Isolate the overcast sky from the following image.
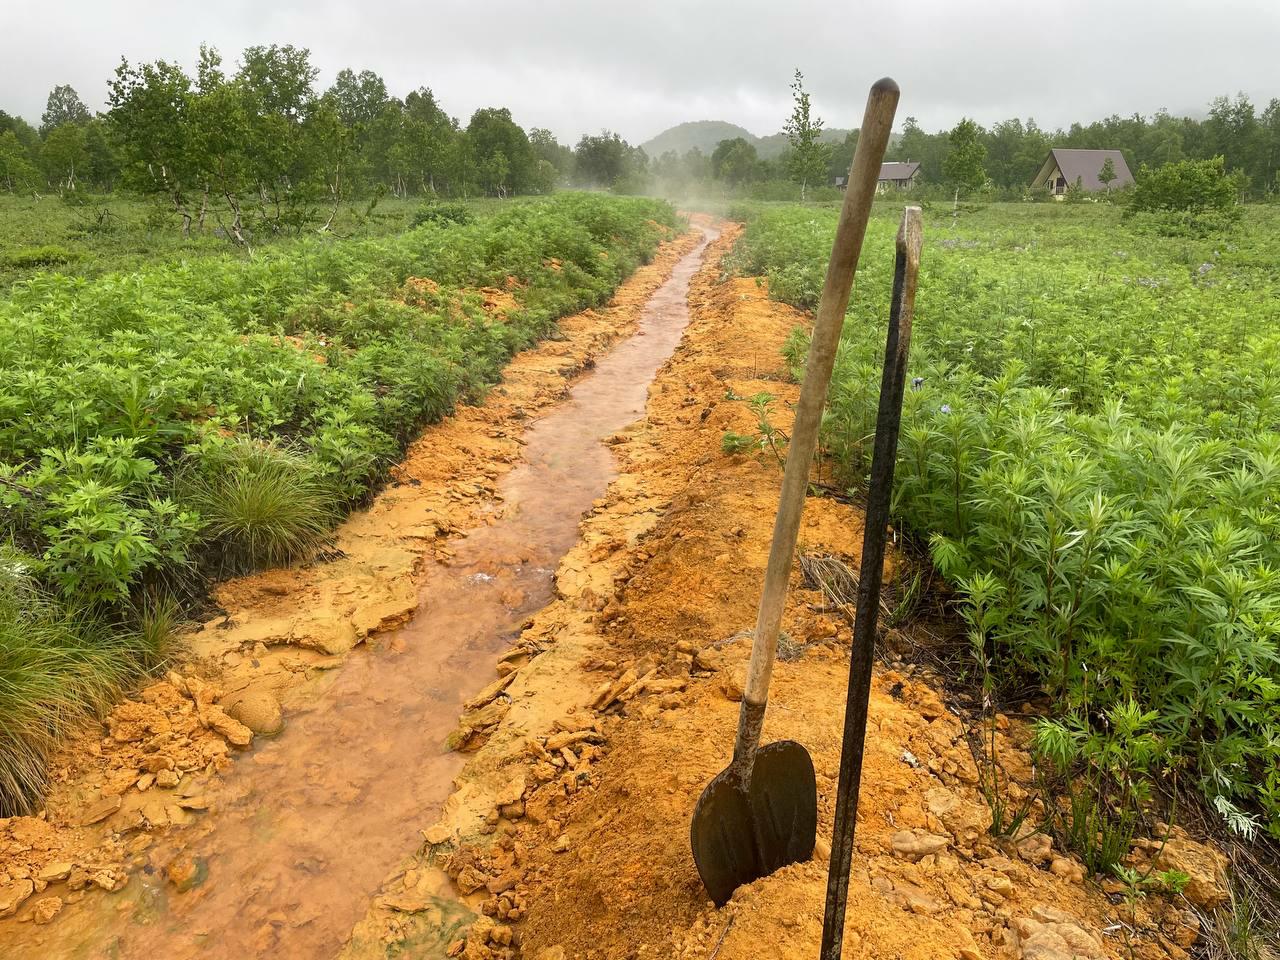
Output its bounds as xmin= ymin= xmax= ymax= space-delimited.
xmin=3 ymin=1 xmax=1277 ymax=143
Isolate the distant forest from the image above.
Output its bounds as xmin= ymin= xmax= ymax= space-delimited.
xmin=2 ymin=44 xmax=1277 ymax=218
xmin=644 ymin=96 xmax=1280 ymax=198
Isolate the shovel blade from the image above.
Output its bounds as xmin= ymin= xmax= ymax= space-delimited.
xmin=690 ymin=740 xmax=818 ymax=906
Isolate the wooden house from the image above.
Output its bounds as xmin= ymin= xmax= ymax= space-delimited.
xmin=877 ymin=161 xmax=920 ymax=192
xmin=1030 ymin=149 xmax=1134 ymax=195
xmin=836 ymin=161 xmax=921 ymax=192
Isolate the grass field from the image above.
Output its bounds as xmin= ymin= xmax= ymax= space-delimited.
xmin=0 ymin=191 xmax=680 ymax=815
xmin=0 ymin=194 xmax=535 ymax=288
xmin=728 ymin=200 xmax=1280 ymax=847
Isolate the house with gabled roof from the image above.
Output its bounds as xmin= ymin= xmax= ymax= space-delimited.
xmin=877 ymin=161 xmax=920 ymax=192
xmin=1031 ymin=149 xmax=1134 ymax=195
xmin=836 ymin=161 xmax=921 ymax=192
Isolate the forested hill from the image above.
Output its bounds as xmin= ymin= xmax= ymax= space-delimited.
xmin=640 ymin=119 xmax=851 ymax=159
xmin=639 ymin=121 xmax=756 ymax=158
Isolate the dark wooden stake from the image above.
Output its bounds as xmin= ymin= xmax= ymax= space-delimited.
xmin=819 ymin=205 xmax=923 ymax=960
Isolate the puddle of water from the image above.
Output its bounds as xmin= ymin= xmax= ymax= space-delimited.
xmin=5 ymin=226 xmax=714 ymax=960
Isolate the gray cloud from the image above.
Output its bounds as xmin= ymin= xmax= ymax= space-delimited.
xmin=3 ymin=0 xmax=1277 ymax=142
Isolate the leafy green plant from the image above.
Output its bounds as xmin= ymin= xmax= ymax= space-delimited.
xmin=960 ymin=571 xmax=1033 ymax=839
xmin=720 ymin=392 xmax=789 ymax=464
xmin=729 ymin=200 xmax=1280 ymax=838
xmin=1034 ymin=700 xmax=1162 ymax=874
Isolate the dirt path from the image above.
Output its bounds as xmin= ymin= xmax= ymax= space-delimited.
xmin=0 ymin=224 xmax=711 ymax=956
xmin=333 ymin=227 xmax=1216 ymax=960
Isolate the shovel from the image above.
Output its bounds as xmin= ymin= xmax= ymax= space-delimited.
xmin=818 ymin=204 xmax=923 ymax=958
xmin=690 ymin=77 xmax=900 ymax=908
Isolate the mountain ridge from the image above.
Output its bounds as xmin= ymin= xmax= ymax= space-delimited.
xmin=640 ymin=119 xmax=852 ymax=161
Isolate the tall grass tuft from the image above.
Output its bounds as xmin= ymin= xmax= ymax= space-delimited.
xmin=183 ymin=439 xmax=336 ymax=573
xmin=0 ymin=550 xmax=133 ymax=816
xmin=129 ymin=590 xmax=184 ymax=672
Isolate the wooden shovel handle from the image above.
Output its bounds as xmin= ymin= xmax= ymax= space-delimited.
xmin=732 ymin=78 xmax=900 ymax=766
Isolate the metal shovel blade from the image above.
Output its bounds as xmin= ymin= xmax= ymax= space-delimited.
xmin=690 ymin=739 xmax=817 ymax=906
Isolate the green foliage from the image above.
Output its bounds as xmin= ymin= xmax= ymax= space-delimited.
xmin=180 ymin=438 xmax=336 ymax=573
xmin=130 ymin=590 xmax=183 ymax=672
xmin=963 ymin=571 xmax=1034 ymax=839
xmin=1034 ymin=702 xmax=1162 ymax=874
xmin=0 ymin=548 xmax=152 ymax=815
xmin=720 ymin=393 xmax=788 ymax=464
xmin=39 ymin=84 xmax=91 ymax=135
xmin=1099 ymin=156 xmax=1118 ymax=190
xmin=573 ymin=131 xmax=649 ymax=191
xmin=410 ymin=200 xmax=474 ymax=228
xmin=710 ymin=138 xmax=760 ymax=187
xmin=1127 ymin=156 xmax=1244 ymax=235
xmin=3 ymin=243 xmax=78 ymax=268
xmin=0 ymin=131 xmax=41 ymax=192
xmin=728 ymin=201 xmax=1280 ymax=838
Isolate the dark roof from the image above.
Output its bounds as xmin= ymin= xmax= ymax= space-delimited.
xmin=1036 ymin=149 xmax=1135 ymax=190
xmin=878 ymin=161 xmax=920 ymax=182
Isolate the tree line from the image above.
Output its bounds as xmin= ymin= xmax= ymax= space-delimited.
xmin=898 ymin=95 xmax=1280 ymax=196
xmin=0 ymin=44 xmax=665 ymax=239
xmin=3 ymin=51 xmax=1277 ymax=218
xmin=648 ymin=91 xmax=1280 ymax=201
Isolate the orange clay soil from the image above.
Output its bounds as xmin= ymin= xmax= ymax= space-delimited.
xmin=339 ymin=226 xmax=1222 ymax=960
xmin=0 ymin=226 xmax=705 ymax=934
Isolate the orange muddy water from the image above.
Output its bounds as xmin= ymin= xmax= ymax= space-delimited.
xmin=12 ymin=226 xmax=714 ymax=960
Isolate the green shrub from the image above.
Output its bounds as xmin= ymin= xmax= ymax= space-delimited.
xmin=1 ymin=438 xmax=201 ymax=604
xmin=4 ymin=244 xmax=78 ymax=268
xmin=1034 ymin=701 xmax=1162 ymax=875
xmin=1126 ymin=156 xmax=1244 ymax=235
xmin=409 ymin=201 xmax=474 ymax=228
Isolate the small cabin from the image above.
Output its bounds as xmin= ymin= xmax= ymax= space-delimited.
xmin=835 ymin=161 xmax=921 ymax=192
xmin=877 ymin=161 xmax=920 ymax=193
xmin=1031 ymin=149 xmax=1134 ymax=195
